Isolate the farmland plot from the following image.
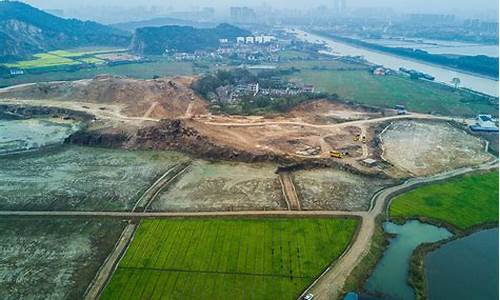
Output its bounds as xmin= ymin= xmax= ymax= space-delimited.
xmin=0 ymin=217 xmax=126 ymax=300
xmin=0 ymin=145 xmax=188 ymax=211
xmin=150 ymin=160 xmax=286 ymax=211
xmin=293 ymin=168 xmax=393 ymax=211
xmin=102 ymin=218 xmax=359 ymax=300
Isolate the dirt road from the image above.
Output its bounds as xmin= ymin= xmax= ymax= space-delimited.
xmin=0 ymin=99 xmax=160 ymax=124
xmin=0 ymin=210 xmax=364 ymax=218
xmin=84 ymin=223 xmax=137 ymax=300
xmin=131 ymin=162 xmax=191 ymax=212
xmin=202 ymin=113 xmax=456 ymax=129
xmin=279 ymin=172 xmax=302 ymax=210
xmin=304 ymin=159 xmax=498 ymax=300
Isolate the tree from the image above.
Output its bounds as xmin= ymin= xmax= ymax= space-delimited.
xmin=451 ymin=77 xmax=461 ymax=89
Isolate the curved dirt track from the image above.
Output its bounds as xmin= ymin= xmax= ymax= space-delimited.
xmin=305 ymin=158 xmax=498 ymax=300
xmin=202 ymin=113 xmax=456 ymax=129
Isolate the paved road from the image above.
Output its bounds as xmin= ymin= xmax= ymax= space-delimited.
xmin=305 ymin=159 xmax=498 ymax=300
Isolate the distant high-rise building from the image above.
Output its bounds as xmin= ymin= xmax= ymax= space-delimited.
xmin=230 ymin=6 xmax=256 ymax=23
xmin=333 ymin=0 xmax=346 ymax=15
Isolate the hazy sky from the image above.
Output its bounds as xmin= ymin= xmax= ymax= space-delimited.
xmin=24 ymin=0 xmax=499 ymax=17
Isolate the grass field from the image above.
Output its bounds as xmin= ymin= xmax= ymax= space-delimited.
xmin=4 ymin=48 xmax=126 ymax=70
xmin=102 ymin=218 xmax=359 ymax=300
xmin=390 ymin=171 xmax=499 ymax=230
xmin=284 ymin=61 xmax=497 ymax=117
xmin=5 ymin=53 xmax=80 ymax=69
xmin=48 ymin=48 xmax=125 ymax=58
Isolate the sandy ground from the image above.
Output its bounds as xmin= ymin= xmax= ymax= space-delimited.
xmin=293 ymin=168 xmax=394 ymax=211
xmin=0 ymin=75 xmax=208 ymax=119
xmin=149 ymin=160 xmax=286 ymax=211
xmin=380 ymin=120 xmax=494 ymax=176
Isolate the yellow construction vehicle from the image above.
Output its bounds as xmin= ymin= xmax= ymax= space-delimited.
xmin=353 ymin=134 xmax=360 ymax=142
xmin=329 ymin=151 xmax=344 ymax=159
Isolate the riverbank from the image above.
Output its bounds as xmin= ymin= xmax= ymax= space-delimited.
xmin=292 ymin=29 xmax=499 ymax=97
xmin=310 ymin=30 xmax=499 ymax=80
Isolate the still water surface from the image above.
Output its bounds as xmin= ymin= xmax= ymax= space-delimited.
xmin=425 ymin=227 xmax=499 ymax=300
xmin=365 ymin=221 xmax=452 ymax=300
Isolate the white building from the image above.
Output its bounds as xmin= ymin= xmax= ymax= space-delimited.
xmin=262 ymin=35 xmax=275 ymax=43
xmin=245 ymin=36 xmax=255 ymax=43
xmin=236 ymin=37 xmax=245 ymax=44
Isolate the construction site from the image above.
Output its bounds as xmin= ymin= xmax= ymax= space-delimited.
xmin=0 ymin=74 xmax=497 ymax=300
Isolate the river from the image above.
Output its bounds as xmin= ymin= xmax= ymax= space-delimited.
xmin=360 ymin=38 xmax=499 ymax=58
xmin=293 ymin=30 xmax=499 ymax=97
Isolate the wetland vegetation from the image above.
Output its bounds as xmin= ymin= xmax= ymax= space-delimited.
xmin=0 ymin=145 xmax=188 ymax=211
xmin=0 ymin=217 xmax=126 ymax=300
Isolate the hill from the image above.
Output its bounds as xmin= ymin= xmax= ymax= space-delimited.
xmin=130 ymin=23 xmax=250 ymax=55
xmin=0 ymin=74 xmax=208 ymax=119
xmin=112 ymin=17 xmax=216 ymax=32
xmin=0 ymin=1 xmax=130 ymax=62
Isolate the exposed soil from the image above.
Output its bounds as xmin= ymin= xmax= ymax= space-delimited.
xmin=149 ymin=160 xmax=286 ymax=211
xmin=380 ymin=120 xmax=494 ymax=176
xmin=0 ymin=75 xmax=208 ymax=119
xmin=0 ymin=218 xmax=125 ymax=300
xmin=293 ymin=168 xmax=394 ymax=211
xmin=288 ymin=99 xmax=386 ymax=124
xmin=1 ymin=76 xmax=483 ymax=178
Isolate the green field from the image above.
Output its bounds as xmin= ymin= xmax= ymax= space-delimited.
xmin=102 ymin=218 xmax=359 ymax=300
xmin=5 ymin=53 xmax=80 ymax=69
xmin=3 ymin=48 xmax=125 ymax=70
xmin=48 ymin=48 xmax=126 ymax=58
xmin=1 ymin=59 xmax=194 ymax=87
xmin=390 ymin=171 xmax=499 ymax=230
xmin=283 ymin=61 xmax=497 ymax=117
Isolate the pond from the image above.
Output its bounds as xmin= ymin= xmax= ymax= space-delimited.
xmin=425 ymin=227 xmax=499 ymax=300
xmin=365 ymin=221 xmax=452 ymax=300
xmin=0 ymin=118 xmax=81 ymax=155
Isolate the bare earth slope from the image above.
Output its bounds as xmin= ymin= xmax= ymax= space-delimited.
xmin=0 ymin=75 xmax=208 ymax=119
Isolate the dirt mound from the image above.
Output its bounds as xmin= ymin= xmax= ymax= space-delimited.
xmin=289 ymin=99 xmax=384 ymax=124
xmin=0 ymin=75 xmax=208 ymax=119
